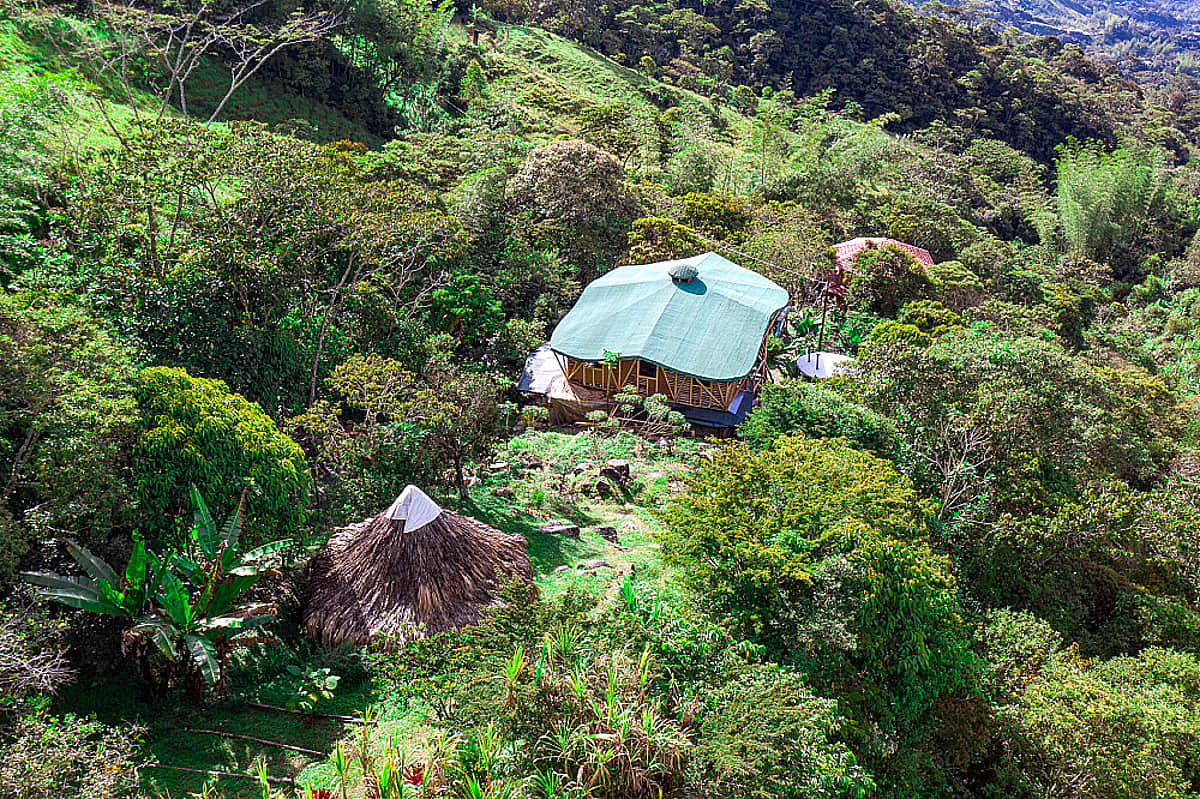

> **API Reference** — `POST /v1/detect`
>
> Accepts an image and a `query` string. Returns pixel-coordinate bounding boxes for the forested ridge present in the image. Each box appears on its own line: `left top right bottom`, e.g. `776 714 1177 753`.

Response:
911 0 1200 82
3 0 1200 797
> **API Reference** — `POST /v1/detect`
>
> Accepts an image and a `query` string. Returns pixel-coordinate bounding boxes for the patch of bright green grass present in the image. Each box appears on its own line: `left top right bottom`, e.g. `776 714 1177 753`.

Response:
456 430 700 598
55 648 377 798
1 12 377 150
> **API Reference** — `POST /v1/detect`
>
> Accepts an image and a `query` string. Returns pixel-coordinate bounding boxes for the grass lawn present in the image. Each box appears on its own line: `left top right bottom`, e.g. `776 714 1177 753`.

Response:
56 650 377 797
463 429 702 598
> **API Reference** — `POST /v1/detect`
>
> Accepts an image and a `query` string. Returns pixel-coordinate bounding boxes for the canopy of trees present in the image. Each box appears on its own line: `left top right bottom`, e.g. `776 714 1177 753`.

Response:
2 0 1200 796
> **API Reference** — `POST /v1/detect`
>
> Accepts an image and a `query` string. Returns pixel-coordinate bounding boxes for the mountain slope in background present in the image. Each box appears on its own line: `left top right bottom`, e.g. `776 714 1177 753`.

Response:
919 0 1200 78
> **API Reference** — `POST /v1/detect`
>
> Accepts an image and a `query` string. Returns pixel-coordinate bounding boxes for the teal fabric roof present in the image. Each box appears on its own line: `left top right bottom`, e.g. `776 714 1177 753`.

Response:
550 252 789 381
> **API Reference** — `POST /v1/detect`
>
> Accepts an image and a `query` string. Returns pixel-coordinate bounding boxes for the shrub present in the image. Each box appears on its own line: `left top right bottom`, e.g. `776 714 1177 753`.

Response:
1172 230 1200 290
854 327 1180 515
740 380 897 457
692 666 875 799
426 271 503 343
664 140 719 195
0 711 144 799
865 320 931 347
972 483 1200 656
682 192 753 241
0 291 137 557
658 437 974 727
626 216 706 263
1043 282 1091 349
983 610 1200 799
845 244 932 316
0 598 72 711
924 260 985 310
132 367 310 544
369 577 872 799
897 300 964 334
957 239 1012 284
0 507 25 585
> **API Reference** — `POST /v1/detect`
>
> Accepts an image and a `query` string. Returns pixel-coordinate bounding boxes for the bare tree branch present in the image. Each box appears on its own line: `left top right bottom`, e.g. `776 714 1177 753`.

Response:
56 0 347 126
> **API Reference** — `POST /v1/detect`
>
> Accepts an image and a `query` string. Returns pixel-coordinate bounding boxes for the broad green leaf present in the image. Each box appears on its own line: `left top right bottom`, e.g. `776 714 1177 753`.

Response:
234 611 276 632
207 576 259 617
201 615 253 635
20 572 118 614
133 615 179 658
169 552 206 583
21 571 100 596
97 581 128 611
219 489 246 552
185 635 221 684
155 570 193 629
37 590 113 614
124 538 149 593
65 541 119 586
240 539 293 566
190 484 219 559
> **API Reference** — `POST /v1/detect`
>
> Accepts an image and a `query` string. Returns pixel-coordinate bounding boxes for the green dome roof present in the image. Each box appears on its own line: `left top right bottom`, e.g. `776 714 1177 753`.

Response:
550 253 789 382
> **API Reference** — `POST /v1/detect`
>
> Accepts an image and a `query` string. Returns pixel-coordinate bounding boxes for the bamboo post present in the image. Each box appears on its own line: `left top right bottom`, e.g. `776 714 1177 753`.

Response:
816 286 829 355
183 728 326 757
142 762 296 786
244 701 374 725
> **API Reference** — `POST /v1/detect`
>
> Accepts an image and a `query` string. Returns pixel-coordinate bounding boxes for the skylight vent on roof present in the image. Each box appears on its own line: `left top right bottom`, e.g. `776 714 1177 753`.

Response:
669 262 699 282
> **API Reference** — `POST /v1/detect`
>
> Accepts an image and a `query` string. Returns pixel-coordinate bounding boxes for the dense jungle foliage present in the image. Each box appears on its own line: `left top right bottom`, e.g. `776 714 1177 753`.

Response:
3 0 1200 796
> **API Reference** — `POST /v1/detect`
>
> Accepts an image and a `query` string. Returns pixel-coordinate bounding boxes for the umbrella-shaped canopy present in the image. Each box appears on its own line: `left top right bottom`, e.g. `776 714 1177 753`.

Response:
550 252 788 382
796 352 855 379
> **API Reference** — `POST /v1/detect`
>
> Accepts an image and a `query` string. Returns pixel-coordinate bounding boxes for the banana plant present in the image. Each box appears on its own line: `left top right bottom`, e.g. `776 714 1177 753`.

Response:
22 536 163 620
157 486 291 685
21 486 291 695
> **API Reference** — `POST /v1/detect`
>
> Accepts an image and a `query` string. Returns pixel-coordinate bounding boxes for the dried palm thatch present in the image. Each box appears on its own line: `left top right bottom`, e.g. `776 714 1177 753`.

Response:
304 486 533 647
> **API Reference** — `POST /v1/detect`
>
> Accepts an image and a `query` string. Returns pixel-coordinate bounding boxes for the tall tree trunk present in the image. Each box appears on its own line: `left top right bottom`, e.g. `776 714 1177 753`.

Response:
309 258 358 407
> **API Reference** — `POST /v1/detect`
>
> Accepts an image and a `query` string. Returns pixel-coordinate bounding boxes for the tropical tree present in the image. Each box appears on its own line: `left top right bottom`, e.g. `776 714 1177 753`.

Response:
845 244 933 317
983 610 1200 799
398 355 512 502
132 366 311 546
507 139 637 282
0 291 138 581
658 436 974 720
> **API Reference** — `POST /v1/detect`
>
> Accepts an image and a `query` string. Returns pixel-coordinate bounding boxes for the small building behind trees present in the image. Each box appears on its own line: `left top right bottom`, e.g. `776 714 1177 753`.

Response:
546 252 789 428
831 237 935 297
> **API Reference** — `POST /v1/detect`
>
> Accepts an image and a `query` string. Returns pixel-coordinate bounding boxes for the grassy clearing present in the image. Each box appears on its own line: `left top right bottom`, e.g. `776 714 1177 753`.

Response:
0 15 376 150
461 429 702 598
55 651 376 798
474 23 803 191
481 26 768 147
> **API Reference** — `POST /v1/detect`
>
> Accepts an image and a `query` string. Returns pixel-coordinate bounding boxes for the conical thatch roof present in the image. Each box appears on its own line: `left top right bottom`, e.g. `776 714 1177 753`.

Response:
304 486 533 647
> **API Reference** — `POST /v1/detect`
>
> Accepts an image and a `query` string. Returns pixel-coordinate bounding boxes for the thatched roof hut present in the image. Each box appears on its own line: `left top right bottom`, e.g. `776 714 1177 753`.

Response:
304 486 533 647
